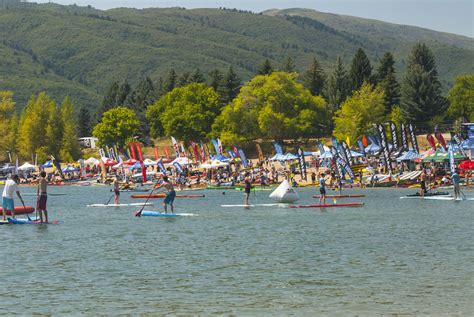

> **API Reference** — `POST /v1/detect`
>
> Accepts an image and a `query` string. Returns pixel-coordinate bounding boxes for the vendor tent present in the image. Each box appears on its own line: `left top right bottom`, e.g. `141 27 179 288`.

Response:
84 157 100 165
41 160 53 168
396 150 421 162
18 162 36 171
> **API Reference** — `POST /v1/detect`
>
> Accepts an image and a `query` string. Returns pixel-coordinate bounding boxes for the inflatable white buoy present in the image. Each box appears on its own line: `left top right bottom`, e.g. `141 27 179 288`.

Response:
269 180 299 203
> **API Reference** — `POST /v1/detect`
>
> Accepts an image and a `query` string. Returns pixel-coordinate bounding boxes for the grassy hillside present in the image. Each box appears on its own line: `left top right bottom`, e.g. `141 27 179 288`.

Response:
0 1 472 113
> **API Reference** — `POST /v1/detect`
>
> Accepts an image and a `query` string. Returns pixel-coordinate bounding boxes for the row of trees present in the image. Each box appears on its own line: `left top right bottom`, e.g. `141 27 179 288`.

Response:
0 92 80 163
93 43 472 148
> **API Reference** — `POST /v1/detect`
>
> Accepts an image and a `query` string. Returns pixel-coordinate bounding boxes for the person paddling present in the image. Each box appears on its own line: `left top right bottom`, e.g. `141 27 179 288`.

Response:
319 173 327 205
113 177 120 205
2 175 24 221
244 173 252 206
452 168 461 199
37 171 48 223
162 176 176 213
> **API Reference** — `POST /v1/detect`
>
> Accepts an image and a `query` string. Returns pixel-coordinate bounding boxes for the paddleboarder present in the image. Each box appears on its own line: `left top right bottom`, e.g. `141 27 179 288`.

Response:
244 173 252 206
162 176 176 213
2 175 24 221
452 168 461 199
419 169 427 197
113 177 120 204
37 171 48 223
319 173 327 205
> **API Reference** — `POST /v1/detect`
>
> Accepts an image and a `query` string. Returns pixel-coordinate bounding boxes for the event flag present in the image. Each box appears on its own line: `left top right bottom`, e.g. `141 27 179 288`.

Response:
171 136 180 158
153 147 160 161
211 139 220 156
180 144 186 157
200 141 207 162
51 155 64 179
427 134 437 151
164 146 170 160
357 140 365 154
376 124 393 174
451 133 466 156
346 136 351 147
448 142 455 174
316 141 326 154
238 148 249 168
129 143 136 160
297 147 307 181
256 144 264 162
135 143 147 182
408 124 419 153
157 159 167 175
362 135 369 147
273 142 283 155
99 148 105 159
389 121 398 151
341 141 352 166
232 146 240 159
217 138 223 155
227 150 235 159
330 147 344 178
173 162 183 174
435 132 448 151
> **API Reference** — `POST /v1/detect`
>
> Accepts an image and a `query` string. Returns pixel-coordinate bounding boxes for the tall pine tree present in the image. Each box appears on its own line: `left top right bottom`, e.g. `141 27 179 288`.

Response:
349 48 372 92
165 69 178 92
325 57 350 112
303 56 326 96
258 59 274 75
77 107 91 137
400 43 445 128
191 68 206 83
376 52 400 113
208 69 223 92
282 57 296 72
221 66 241 104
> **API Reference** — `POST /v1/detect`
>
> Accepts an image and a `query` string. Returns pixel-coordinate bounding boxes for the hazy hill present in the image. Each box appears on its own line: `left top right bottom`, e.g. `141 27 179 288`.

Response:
0 1 472 112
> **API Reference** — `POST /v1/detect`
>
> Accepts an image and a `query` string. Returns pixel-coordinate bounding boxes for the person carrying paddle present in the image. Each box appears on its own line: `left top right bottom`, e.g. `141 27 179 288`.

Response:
2 175 24 221
419 169 427 197
162 176 176 213
319 173 327 205
37 171 48 223
452 168 461 199
113 177 120 204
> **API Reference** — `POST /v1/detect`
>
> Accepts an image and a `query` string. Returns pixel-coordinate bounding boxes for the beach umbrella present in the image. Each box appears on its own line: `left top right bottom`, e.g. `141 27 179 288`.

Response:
171 157 191 166
143 158 157 167
123 158 137 165
62 165 78 173
459 160 474 170
101 157 118 167
84 157 100 165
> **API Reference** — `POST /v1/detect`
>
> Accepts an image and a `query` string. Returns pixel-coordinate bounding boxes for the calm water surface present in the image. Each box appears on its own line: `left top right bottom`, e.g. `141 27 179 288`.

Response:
0 185 472 315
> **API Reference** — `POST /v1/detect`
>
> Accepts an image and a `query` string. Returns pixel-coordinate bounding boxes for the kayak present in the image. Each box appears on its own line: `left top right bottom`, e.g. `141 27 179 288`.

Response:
221 203 289 208
0 206 35 215
134 210 197 217
312 194 366 198
87 202 153 207
289 202 364 208
7 218 60 225
131 194 205 199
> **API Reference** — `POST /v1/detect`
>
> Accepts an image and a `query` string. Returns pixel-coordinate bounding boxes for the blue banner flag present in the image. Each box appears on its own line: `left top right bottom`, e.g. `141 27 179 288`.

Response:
273 142 283 155
173 162 183 174
157 159 167 175
238 148 249 168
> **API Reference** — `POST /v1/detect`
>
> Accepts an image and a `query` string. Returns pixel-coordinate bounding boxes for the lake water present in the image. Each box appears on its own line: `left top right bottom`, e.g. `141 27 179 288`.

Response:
1 185 472 315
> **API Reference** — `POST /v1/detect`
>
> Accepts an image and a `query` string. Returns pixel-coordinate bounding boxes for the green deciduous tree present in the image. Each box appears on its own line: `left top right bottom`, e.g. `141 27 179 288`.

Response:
349 48 372 92
400 43 446 128
334 83 386 142
0 91 16 161
213 72 328 143
147 83 220 141
447 74 474 122
303 56 326 96
93 106 140 148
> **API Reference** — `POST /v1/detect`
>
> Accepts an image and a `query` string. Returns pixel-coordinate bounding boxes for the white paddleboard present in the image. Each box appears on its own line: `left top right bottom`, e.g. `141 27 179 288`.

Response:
400 196 473 201
87 202 154 207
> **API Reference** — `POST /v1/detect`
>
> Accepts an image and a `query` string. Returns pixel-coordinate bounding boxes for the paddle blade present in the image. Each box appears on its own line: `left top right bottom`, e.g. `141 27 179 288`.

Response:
134 210 142 217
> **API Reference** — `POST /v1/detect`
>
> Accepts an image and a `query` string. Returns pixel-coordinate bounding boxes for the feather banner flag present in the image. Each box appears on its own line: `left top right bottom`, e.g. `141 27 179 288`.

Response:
171 136 180 158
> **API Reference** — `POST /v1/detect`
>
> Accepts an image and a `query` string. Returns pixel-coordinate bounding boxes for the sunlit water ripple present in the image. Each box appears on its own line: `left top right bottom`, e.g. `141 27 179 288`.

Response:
0 185 472 315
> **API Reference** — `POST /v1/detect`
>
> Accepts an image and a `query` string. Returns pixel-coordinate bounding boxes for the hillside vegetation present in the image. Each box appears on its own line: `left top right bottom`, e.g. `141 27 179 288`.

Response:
0 1 472 112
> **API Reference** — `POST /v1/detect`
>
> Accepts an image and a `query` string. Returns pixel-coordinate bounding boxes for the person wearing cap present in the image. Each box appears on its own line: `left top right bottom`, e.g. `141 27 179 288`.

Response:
37 171 48 223
2 175 24 221
162 176 176 213
319 173 327 205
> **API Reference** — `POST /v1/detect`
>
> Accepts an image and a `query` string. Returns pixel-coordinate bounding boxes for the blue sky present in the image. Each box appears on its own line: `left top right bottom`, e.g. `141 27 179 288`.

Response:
34 0 473 37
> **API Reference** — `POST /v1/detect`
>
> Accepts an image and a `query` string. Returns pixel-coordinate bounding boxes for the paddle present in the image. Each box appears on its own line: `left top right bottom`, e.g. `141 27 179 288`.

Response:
135 185 161 217
21 199 32 221
104 194 114 206
459 188 467 200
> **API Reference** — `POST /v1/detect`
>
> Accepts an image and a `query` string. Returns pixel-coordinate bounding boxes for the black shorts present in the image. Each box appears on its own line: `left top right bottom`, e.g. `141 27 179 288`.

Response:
114 190 120 196
420 182 426 190
320 188 326 195
245 188 251 194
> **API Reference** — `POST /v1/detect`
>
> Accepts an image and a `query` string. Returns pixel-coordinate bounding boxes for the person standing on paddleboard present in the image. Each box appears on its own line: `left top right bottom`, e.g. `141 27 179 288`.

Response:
113 177 120 204
419 169 427 197
37 171 48 223
162 176 175 213
2 175 24 221
452 169 461 199
244 173 252 206
319 173 327 205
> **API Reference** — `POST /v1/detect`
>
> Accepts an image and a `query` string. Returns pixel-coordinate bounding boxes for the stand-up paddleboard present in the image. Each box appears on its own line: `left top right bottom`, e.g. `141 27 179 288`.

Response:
131 194 205 199
87 202 153 207
7 218 60 225
134 210 197 217
235 187 273 192
115 189 150 192
23 193 67 196
221 203 289 208
269 180 299 203
0 206 35 215
289 202 364 208
406 191 449 197
312 194 366 198
418 196 473 201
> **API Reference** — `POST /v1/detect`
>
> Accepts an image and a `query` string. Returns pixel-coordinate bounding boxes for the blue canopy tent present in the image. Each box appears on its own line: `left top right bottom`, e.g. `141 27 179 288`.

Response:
396 150 421 162
365 143 381 154
211 154 231 162
62 165 79 173
283 153 298 160
350 150 364 157
318 152 333 159
269 153 286 161
41 160 53 168
129 162 142 170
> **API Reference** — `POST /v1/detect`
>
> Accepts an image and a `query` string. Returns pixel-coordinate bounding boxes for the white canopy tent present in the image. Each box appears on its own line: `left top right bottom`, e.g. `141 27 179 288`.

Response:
18 162 36 171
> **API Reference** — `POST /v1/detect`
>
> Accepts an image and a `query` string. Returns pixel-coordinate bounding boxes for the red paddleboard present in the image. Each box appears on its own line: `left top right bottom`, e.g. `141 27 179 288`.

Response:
131 194 205 199
289 202 364 208
0 206 35 215
312 195 366 198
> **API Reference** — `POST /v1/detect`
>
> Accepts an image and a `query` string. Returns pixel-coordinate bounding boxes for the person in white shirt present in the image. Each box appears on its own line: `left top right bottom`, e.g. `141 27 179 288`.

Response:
2 175 24 221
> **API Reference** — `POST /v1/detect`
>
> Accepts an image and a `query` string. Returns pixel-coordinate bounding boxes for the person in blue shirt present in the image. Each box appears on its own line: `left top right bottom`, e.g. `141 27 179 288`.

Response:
451 169 461 199
319 173 327 205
